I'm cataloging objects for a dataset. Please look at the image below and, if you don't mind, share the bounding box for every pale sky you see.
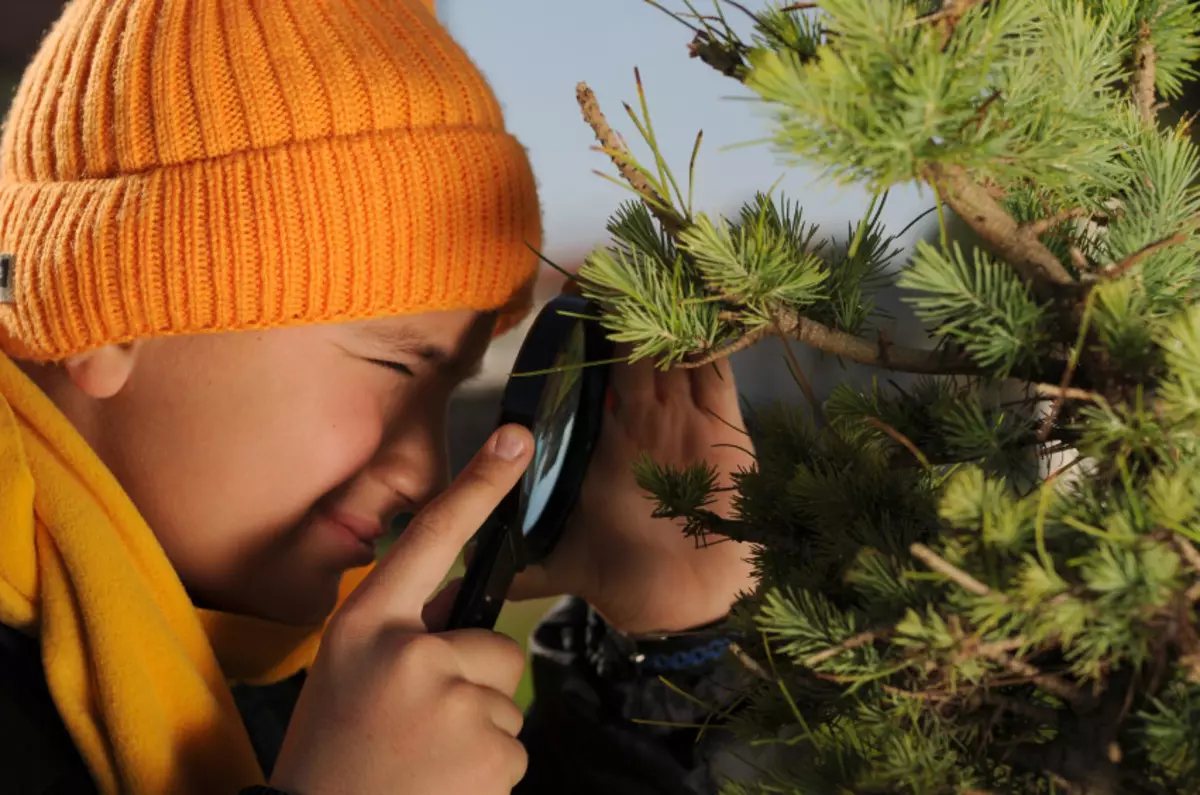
[441,0,939,400]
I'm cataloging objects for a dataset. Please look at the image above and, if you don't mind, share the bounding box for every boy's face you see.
[32,309,495,624]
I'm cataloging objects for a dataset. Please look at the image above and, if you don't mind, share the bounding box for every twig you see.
[1037,289,1097,443]
[1024,207,1089,237]
[688,30,748,78]
[775,327,825,425]
[804,629,886,667]
[576,82,686,236]
[1172,534,1200,602]
[910,543,992,597]
[866,417,931,468]
[1035,383,1101,403]
[1103,227,1195,279]
[1134,20,1158,126]
[922,0,989,47]
[959,89,1003,134]
[922,162,1075,294]
[1070,246,1090,272]
[683,326,772,368]
[728,642,773,682]
[982,650,1090,707]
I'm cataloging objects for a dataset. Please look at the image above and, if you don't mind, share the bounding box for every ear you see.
[62,341,141,399]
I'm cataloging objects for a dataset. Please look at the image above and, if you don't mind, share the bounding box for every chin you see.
[191,574,342,626]
[264,581,342,626]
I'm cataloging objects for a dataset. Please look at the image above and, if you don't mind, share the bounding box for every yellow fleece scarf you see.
[0,351,370,795]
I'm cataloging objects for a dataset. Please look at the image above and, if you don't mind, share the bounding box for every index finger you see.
[352,424,533,624]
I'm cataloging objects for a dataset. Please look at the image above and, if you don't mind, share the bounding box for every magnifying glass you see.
[446,293,615,631]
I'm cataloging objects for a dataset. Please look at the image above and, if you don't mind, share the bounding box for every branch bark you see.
[923,162,1077,294]
[679,312,984,374]
[804,629,886,667]
[910,543,993,596]
[576,81,687,237]
[1103,227,1195,279]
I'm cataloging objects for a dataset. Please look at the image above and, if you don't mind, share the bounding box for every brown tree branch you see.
[1103,227,1195,279]
[1171,534,1200,603]
[679,311,983,374]
[804,629,887,667]
[681,326,772,368]
[774,327,824,424]
[981,650,1090,707]
[1134,20,1158,126]
[910,543,992,596]
[576,81,687,236]
[1035,383,1101,402]
[865,417,931,468]
[922,162,1076,294]
[1024,207,1089,237]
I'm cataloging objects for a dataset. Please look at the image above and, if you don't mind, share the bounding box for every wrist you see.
[583,604,737,682]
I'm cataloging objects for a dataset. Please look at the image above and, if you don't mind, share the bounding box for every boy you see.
[0,1,757,794]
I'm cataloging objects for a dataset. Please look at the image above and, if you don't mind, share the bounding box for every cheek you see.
[105,352,388,543]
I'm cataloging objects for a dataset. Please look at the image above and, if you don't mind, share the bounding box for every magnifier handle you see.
[445,516,520,631]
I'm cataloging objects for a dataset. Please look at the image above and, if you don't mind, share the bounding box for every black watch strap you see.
[583,604,735,681]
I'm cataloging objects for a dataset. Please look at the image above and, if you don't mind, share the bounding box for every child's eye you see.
[368,359,415,377]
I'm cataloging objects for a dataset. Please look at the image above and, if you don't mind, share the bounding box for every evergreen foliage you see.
[574,1,1200,792]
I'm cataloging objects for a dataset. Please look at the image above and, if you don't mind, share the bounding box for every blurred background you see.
[0,0,939,708]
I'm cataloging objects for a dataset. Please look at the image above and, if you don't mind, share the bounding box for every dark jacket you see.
[0,598,750,794]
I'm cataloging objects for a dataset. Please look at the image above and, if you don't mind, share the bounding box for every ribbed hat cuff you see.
[0,126,541,360]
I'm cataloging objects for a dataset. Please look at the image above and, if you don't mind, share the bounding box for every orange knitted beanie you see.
[0,0,541,361]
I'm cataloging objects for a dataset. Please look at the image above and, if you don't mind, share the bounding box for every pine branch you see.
[982,649,1090,708]
[1025,207,1090,237]
[804,628,887,667]
[1102,225,1197,279]
[909,543,992,596]
[865,416,931,468]
[775,328,824,424]
[576,81,687,237]
[1035,383,1101,402]
[1134,19,1158,126]
[678,311,982,374]
[923,162,1077,293]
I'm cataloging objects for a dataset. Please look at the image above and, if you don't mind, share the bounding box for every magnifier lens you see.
[519,320,586,535]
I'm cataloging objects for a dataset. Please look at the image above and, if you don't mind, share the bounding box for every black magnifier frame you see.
[446,293,615,631]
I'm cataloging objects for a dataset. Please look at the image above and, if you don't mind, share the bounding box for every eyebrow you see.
[354,325,485,380]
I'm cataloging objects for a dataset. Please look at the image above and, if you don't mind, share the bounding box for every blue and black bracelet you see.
[584,605,736,681]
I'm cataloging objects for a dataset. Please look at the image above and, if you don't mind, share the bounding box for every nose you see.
[371,403,452,518]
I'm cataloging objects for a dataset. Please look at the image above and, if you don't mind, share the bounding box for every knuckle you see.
[394,632,453,674]
[504,735,530,783]
[479,730,526,784]
[443,679,483,722]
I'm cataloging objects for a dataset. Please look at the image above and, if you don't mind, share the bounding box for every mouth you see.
[325,511,385,544]
[319,511,386,565]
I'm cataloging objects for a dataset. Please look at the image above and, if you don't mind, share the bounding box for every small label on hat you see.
[0,254,12,303]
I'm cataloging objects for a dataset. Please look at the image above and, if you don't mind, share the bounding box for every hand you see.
[511,347,757,635]
[272,425,535,795]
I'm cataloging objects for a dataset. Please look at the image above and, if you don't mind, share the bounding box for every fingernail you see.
[491,426,526,461]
